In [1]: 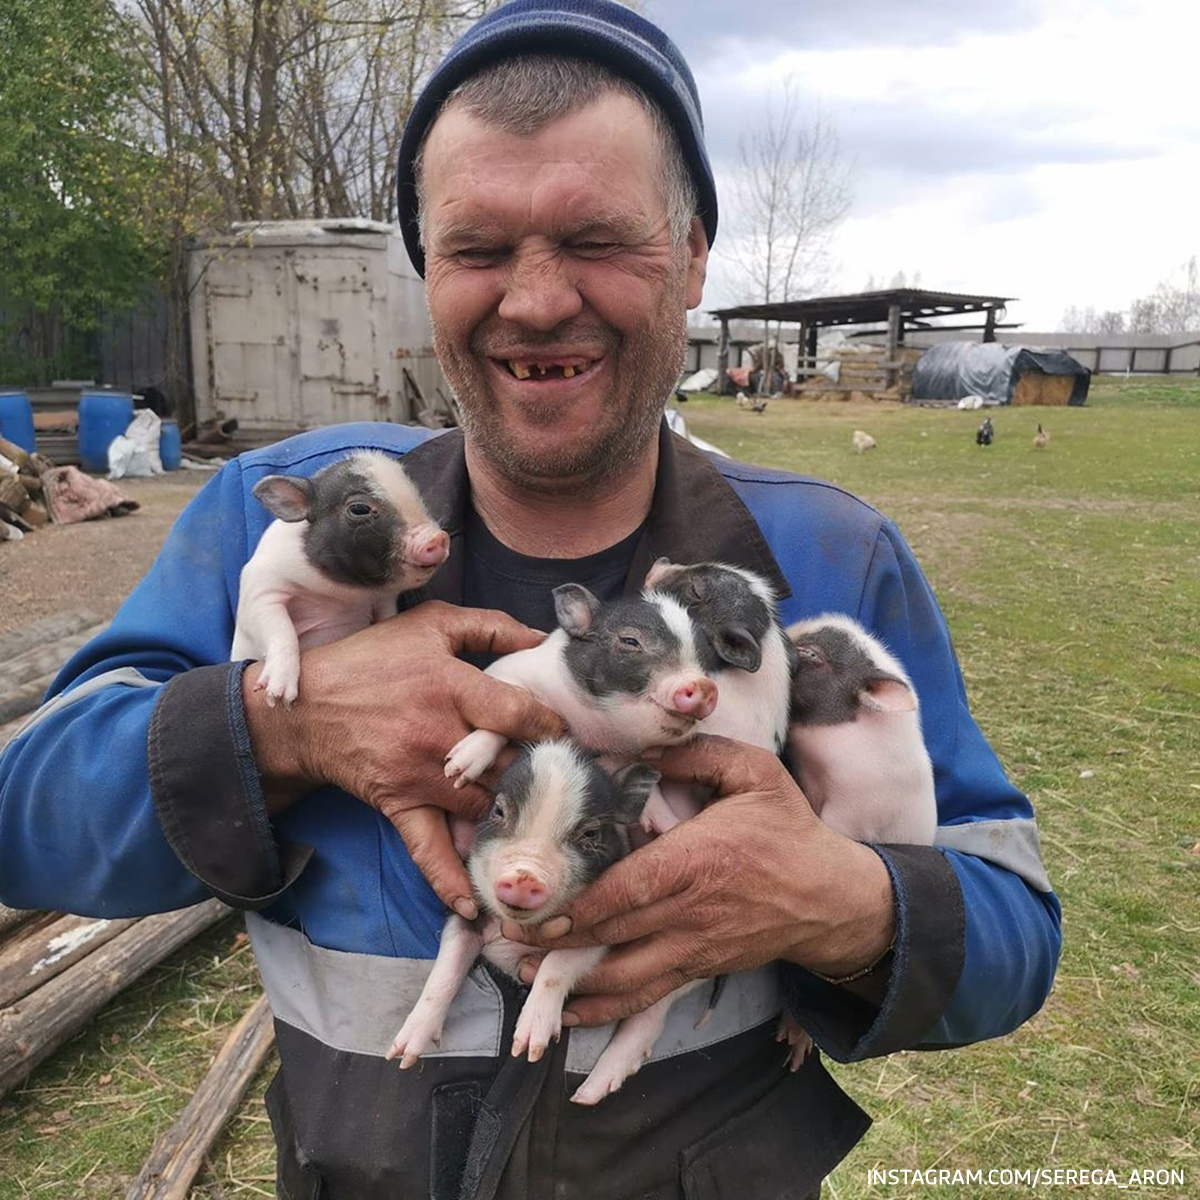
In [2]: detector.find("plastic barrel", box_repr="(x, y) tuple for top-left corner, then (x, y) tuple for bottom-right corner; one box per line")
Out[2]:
(78, 391), (134, 474)
(159, 418), (182, 470)
(0, 392), (36, 454)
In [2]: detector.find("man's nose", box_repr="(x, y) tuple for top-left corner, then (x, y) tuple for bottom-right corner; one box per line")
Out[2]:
(497, 247), (583, 330)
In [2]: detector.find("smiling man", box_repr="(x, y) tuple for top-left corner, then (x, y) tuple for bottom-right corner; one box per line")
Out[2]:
(0, 2), (1061, 1198)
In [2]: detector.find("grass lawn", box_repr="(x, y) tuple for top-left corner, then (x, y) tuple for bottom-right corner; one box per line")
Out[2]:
(1, 376), (1197, 1197)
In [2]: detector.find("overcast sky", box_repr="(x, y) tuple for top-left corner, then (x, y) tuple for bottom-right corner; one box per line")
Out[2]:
(642, 0), (1200, 331)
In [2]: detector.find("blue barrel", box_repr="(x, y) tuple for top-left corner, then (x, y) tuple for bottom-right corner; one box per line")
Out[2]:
(159, 418), (182, 470)
(0, 391), (36, 454)
(78, 391), (134, 474)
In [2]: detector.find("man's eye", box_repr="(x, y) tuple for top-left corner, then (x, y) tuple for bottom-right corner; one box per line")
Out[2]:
(451, 246), (505, 267)
(571, 241), (619, 258)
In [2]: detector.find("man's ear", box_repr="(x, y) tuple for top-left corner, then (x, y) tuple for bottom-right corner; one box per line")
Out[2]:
(685, 216), (709, 310)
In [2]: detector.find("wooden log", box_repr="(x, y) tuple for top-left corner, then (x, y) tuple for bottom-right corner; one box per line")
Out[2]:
(0, 611), (103, 663)
(0, 904), (42, 940)
(0, 911), (140, 1009)
(0, 898), (231, 1100)
(125, 993), (275, 1200)
(0, 623), (107, 692)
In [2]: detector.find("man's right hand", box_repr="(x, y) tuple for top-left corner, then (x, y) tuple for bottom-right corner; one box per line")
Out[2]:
(241, 600), (565, 916)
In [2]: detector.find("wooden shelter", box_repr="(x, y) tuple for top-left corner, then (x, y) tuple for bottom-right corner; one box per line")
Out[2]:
(708, 288), (1018, 396)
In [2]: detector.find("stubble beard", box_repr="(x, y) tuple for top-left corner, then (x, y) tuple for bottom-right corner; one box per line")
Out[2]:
(433, 305), (688, 497)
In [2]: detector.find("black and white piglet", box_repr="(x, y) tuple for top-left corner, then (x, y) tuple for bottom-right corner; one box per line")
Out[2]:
(442, 581), (719, 785)
(232, 450), (449, 706)
(387, 741), (660, 1106)
(638, 558), (794, 832)
(786, 613), (936, 844)
(777, 614), (937, 1066)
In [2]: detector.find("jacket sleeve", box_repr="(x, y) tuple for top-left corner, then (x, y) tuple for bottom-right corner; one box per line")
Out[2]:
(0, 458), (301, 918)
(781, 518), (1062, 1060)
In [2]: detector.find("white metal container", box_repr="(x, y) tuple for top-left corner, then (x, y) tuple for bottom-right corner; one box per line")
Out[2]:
(187, 220), (455, 440)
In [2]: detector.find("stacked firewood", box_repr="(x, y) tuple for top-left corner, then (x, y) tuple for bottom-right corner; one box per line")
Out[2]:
(0, 613), (276, 1198)
(0, 435), (53, 539)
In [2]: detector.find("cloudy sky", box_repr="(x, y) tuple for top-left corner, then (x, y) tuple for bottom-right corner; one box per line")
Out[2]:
(642, 0), (1200, 331)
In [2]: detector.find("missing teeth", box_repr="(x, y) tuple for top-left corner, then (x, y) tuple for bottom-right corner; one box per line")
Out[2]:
(506, 360), (589, 379)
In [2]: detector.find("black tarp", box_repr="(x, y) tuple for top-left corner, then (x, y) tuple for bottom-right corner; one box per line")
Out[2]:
(912, 342), (1090, 406)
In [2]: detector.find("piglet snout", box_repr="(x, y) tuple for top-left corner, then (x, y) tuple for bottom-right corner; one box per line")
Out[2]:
(670, 676), (718, 720)
(495, 870), (550, 912)
(405, 525), (450, 567)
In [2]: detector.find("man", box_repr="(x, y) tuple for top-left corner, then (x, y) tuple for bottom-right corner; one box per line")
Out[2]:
(0, 2), (1060, 1197)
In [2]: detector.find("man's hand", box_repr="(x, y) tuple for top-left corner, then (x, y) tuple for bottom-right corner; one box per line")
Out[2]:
(501, 736), (895, 1026)
(242, 600), (565, 917)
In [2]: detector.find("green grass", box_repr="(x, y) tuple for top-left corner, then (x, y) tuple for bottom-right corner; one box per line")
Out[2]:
(1, 376), (1197, 1197)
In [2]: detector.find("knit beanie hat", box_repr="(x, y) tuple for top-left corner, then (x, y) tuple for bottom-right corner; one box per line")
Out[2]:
(395, 0), (718, 277)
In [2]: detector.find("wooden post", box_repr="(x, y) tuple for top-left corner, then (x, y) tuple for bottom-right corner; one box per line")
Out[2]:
(716, 319), (730, 394)
(806, 324), (819, 380)
(886, 304), (902, 388)
(983, 308), (997, 343)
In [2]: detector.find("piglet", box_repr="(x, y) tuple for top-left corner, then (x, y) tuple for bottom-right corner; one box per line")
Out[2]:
(232, 450), (449, 705)
(442, 582), (718, 785)
(639, 559), (793, 832)
(388, 741), (661, 1106)
(778, 614), (937, 1066)
(786, 613), (936, 845)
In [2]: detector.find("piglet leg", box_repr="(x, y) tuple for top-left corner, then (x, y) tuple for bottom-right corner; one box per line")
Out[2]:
(639, 780), (705, 836)
(444, 728), (510, 787)
(570, 981), (703, 1106)
(511, 946), (607, 1064)
(776, 1011), (814, 1071)
(387, 914), (484, 1067)
(242, 599), (302, 706)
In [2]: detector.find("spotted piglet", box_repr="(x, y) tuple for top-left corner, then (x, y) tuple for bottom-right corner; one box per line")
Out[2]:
(232, 450), (449, 706)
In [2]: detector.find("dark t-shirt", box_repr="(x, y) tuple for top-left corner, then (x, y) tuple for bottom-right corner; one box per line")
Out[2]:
(461, 505), (642, 636)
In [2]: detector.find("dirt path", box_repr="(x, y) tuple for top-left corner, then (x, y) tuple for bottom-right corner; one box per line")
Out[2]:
(0, 471), (214, 635)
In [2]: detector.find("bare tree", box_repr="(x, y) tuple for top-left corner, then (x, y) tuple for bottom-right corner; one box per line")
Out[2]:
(111, 0), (491, 416)
(725, 79), (853, 391)
(1128, 256), (1200, 335)
(1059, 305), (1127, 335)
(124, 0), (492, 228)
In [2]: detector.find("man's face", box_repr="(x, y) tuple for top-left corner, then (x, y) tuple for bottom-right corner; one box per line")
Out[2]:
(420, 91), (708, 493)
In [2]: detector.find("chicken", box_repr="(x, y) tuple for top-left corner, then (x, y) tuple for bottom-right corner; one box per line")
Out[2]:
(976, 417), (994, 446)
(1033, 422), (1049, 449)
(852, 430), (877, 454)
(736, 390), (768, 413)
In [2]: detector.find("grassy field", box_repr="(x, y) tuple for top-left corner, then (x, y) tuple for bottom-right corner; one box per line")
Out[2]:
(1, 376), (1197, 1197)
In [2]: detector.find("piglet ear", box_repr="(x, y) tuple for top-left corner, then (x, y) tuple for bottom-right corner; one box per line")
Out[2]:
(553, 583), (601, 637)
(253, 475), (314, 523)
(644, 556), (677, 589)
(715, 626), (762, 673)
(611, 762), (662, 823)
(859, 673), (917, 713)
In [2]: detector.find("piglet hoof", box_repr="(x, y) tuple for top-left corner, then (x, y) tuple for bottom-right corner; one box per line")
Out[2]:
(511, 1003), (562, 1064)
(257, 665), (299, 709)
(569, 1048), (651, 1106)
(444, 730), (506, 787)
(385, 1018), (442, 1070)
(776, 1013), (813, 1071)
